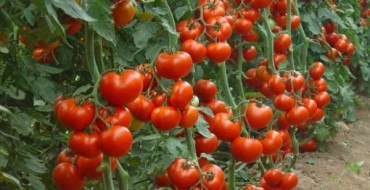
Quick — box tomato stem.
[228,158,236,190]
[95,35,105,72]
[262,8,278,75]
[162,0,179,52]
[85,28,101,82]
[117,162,129,190]
[288,127,299,171]
[286,0,296,71]
[102,155,114,190]
[236,41,245,101]
[185,128,197,160]
[219,62,237,109]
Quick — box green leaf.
[34,64,65,74]
[72,84,93,96]
[142,134,161,141]
[174,6,189,20]
[301,11,321,35]
[200,153,214,161]
[346,161,364,175]
[196,106,214,117]
[31,77,58,102]
[4,86,26,100]
[165,137,185,155]
[361,64,370,81]
[51,0,96,21]
[10,112,34,136]
[133,22,160,48]
[196,115,212,138]
[26,175,45,190]
[0,172,21,188]
[0,105,12,115]
[0,46,9,54]
[244,92,265,99]
[145,43,163,61]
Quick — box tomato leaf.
[195,115,213,138]
[200,153,214,161]
[133,22,160,48]
[51,0,96,21]
[301,11,321,35]
[141,134,161,141]
[165,137,186,156]
[0,172,21,188]
[196,106,214,117]
[72,84,93,96]
[346,161,364,175]
[174,6,189,20]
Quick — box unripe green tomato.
[268,18,276,29]
[191,96,199,107]
[135,8,154,21]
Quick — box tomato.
[309,108,324,122]
[243,30,260,42]
[324,21,336,34]
[274,94,295,112]
[69,132,101,158]
[127,95,155,122]
[195,133,219,155]
[181,39,207,63]
[155,51,193,79]
[285,72,305,92]
[263,169,283,186]
[261,130,283,155]
[112,0,135,27]
[309,78,327,93]
[286,106,309,126]
[151,106,181,131]
[206,16,232,42]
[234,18,253,35]
[342,58,351,66]
[176,19,203,42]
[202,1,226,21]
[179,105,199,128]
[207,42,232,63]
[37,39,60,50]
[198,157,210,167]
[211,113,241,142]
[77,154,117,179]
[250,0,274,9]
[268,75,285,95]
[201,99,227,115]
[195,79,217,103]
[325,33,339,46]
[279,173,299,190]
[155,172,171,187]
[273,0,294,14]
[279,130,292,149]
[53,162,84,190]
[96,106,132,130]
[100,70,143,105]
[201,164,225,189]
[129,117,144,132]
[345,43,356,56]
[274,33,291,54]
[57,98,95,131]
[334,39,349,54]
[309,62,325,79]
[241,8,260,23]
[244,68,263,88]
[136,63,156,92]
[32,47,54,64]
[300,139,317,152]
[314,91,330,108]
[57,148,75,164]
[243,46,257,62]
[54,95,65,117]
[167,158,201,188]
[99,125,133,157]
[302,98,318,119]
[66,18,83,35]
[326,48,338,59]
[258,82,274,98]
[245,102,273,130]
[244,185,265,190]
[275,15,301,30]
[231,137,263,163]
[135,8,154,21]
[169,81,194,108]
[152,92,167,107]
[278,113,291,130]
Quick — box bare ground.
[296,96,370,190]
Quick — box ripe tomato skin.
[202,1,226,21]
[201,99,227,115]
[326,48,338,59]
[231,137,263,163]
[261,130,284,155]
[77,154,117,179]
[244,184,265,190]
[268,75,285,95]
[258,82,274,98]
[201,164,225,189]
[169,81,194,108]
[279,129,292,149]
[241,8,260,22]
[211,113,241,142]
[256,65,272,83]
[243,46,257,62]
[69,132,101,158]
[57,98,95,131]
[128,95,155,122]
[100,70,143,105]
[181,39,207,63]
[274,33,291,54]
[66,18,83,35]
[299,139,317,152]
[263,169,283,186]
[136,63,156,92]
[244,68,263,88]
[37,39,60,50]
[112,0,135,27]
[243,30,260,42]
[195,79,217,103]
[302,98,318,118]
[96,106,132,130]
[278,113,291,130]
[309,108,324,122]
[57,148,75,164]
[152,92,167,107]
[285,72,305,92]
[246,102,273,130]
[195,133,219,155]
[155,172,171,187]
[179,105,199,128]
[54,95,65,117]
[274,0,294,14]
[250,0,273,9]
[207,42,232,63]
[167,158,201,188]
[324,21,336,34]
[53,162,84,190]
[274,94,295,112]
[325,33,339,46]
[99,125,133,157]
[309,62,325,79]
[155,51,193,79]
[234,18,253,35]
[206,16,232,42]
[314,91,330,108]
[176,19,203,42]
[275,15,301,30]
[32,47,55,64]
[345,43,356,56]
[279,173,299,190]
[334,39,349,53]
[286,106,309,126]
[151,106,181,131]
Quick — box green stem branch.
[102,155,114,190]
[228,158,236,190]
[162,0,178,51]
[219,62,237,109]
[117,162,129,190]
[288,127,299,171]
[286,0,296,71]
[85,28,100,82]
[262,8,278,75]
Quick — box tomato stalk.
[287,127,299,171]
[286,0,296,71]
[262,8,278,75]
[117,162,129,190]
[219,62,237,109]
[161,0,179,52]
[95,36,105,72]
[236,41,245,101]
[228,158,236,190]
[85,28,101,82]
[102,155,114,190]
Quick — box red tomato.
[195,133,219,155]
[201,164,225,189]
[128,95,155,122]
[273,0,295,14]
[167,158,201,188]
[246,102,273,130]
[274,33,292,54]
[211,113,241,142]
[258,82,274,98]
[309,62,325,79]
[268,75,285,95]
[57,98,95,131]
[155,172,171,187]
[261,130,284,155]
[152,92,167,107]
[202,1,226,21]
[112,0,135,27]
[234,18,253,35]
[66,18,83,35]
[69,132,101,158]
[279,130,292,149]
[99,70,143,105]
[286,106,309,126]
[299,139,317,152]
[181,39,207,63]
[243,46,257,62]
[334,39,349,53]
[279,173,299,190]
[275,15,301,30]
[309,78,327,93]
[244,184,265,190]
[206,16,232,42]
[198,157,210,167]
[345,43,356,56]
[54,95,65,117]
[136,63,157,92]
[263,169,283,186]
[278,113,291,130]
[155,51,193,79]
[250,0,274,9]
[207,42,232,63]
[325,33,339,46]
[274,94,295,112]
[241,8,260,23]
[169,81,194,108]
[99,125,133,157]
[151,106,181,131]
[96,106,132,130]
[326,48,338,59]
[309,108,324,122]
[256,65,272,83]
[302,98,318,119]
[32,47,55,64]
[285,72,305,92]
[176,19,203,42]
[231,137,263,163]
[243,30,260,42]
[314,91,331,108]
[195,79,217,102]
[244,68,263,88]
[179,105,199,128]
[201,99,227,115]
[53,162,84,190]
[57,148,75,164]
[77,154,117,179]
[324,21,336,34]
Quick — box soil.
[296,96,370,190]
